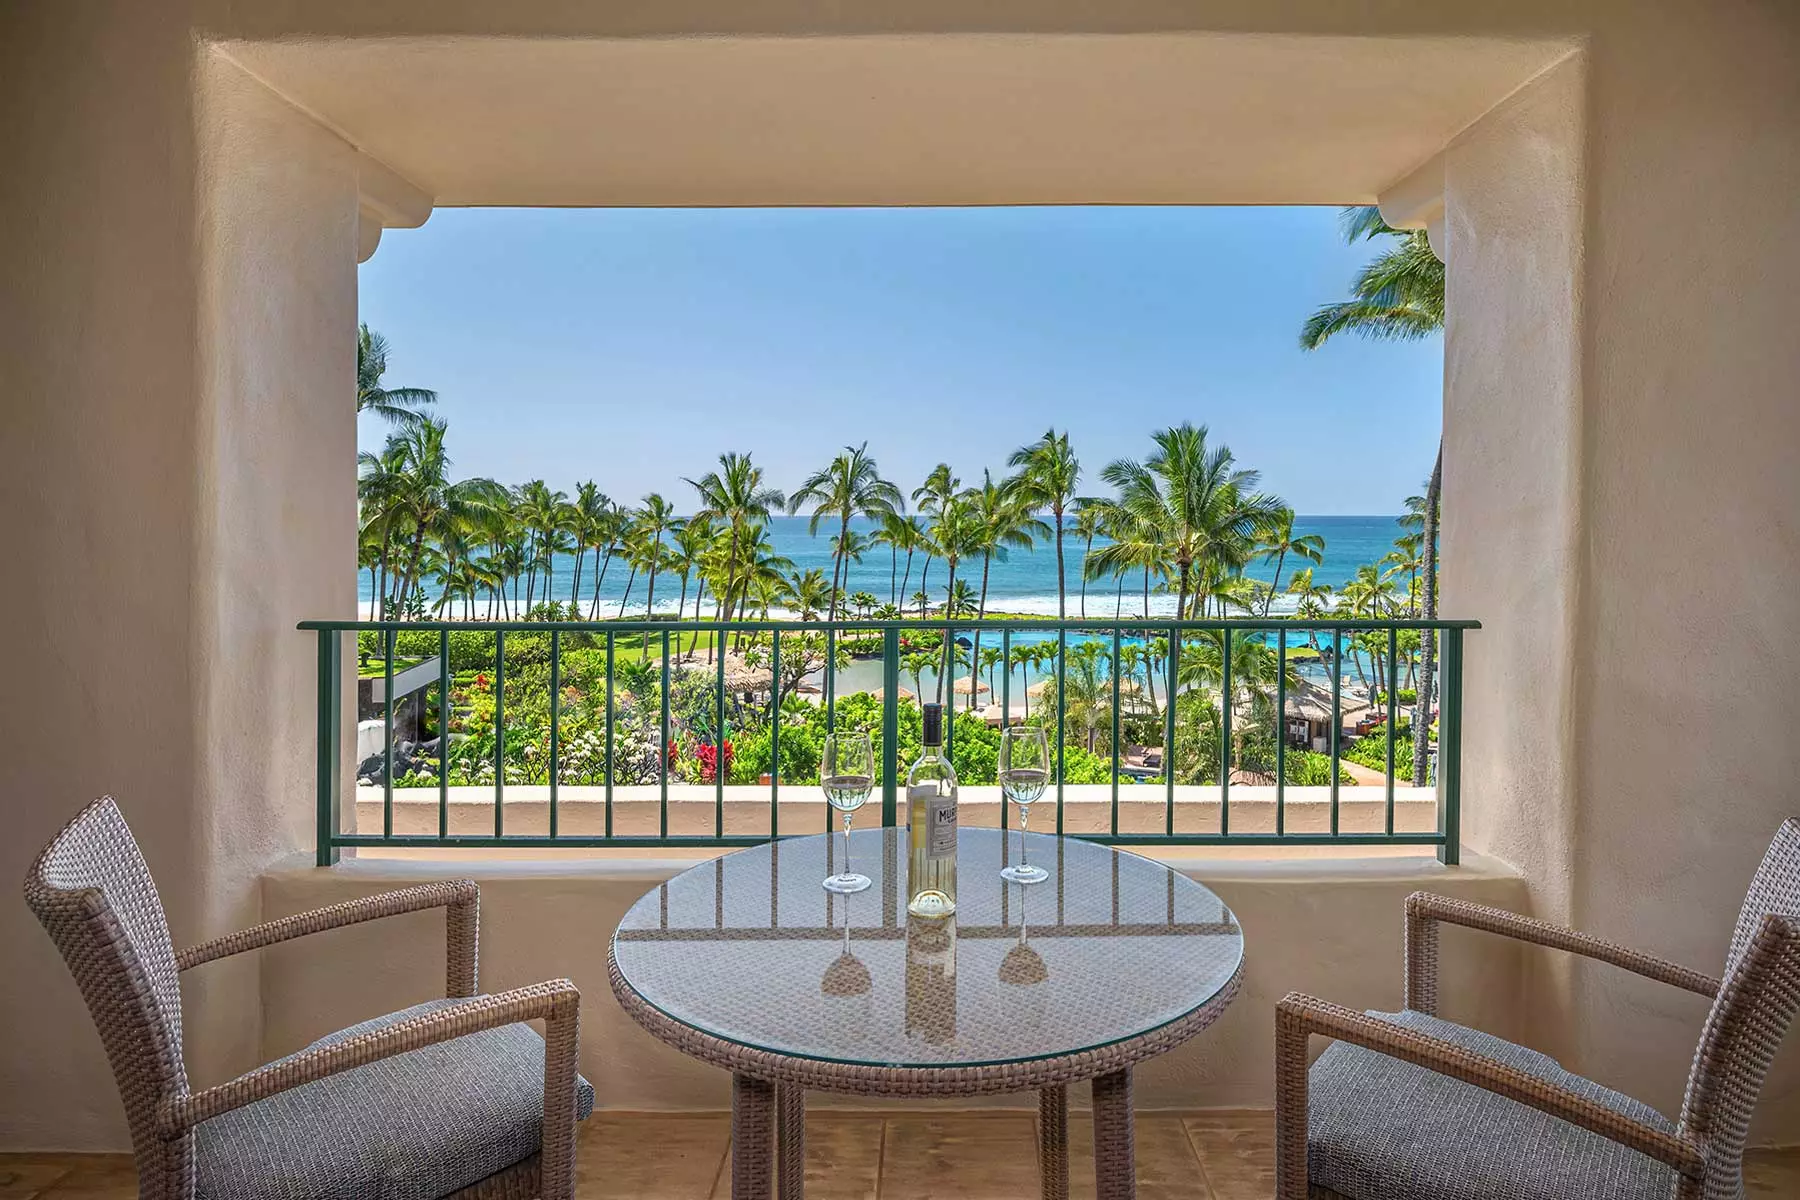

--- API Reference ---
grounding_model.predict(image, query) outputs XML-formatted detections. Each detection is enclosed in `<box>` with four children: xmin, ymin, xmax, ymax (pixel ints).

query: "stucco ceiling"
<box><xmin>225</xmin><ymin>34</ymin><xmax>1572</xmax><ymax>207</ymax></box>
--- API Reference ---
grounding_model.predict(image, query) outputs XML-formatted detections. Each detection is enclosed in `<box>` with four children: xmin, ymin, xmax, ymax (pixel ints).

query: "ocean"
<box><xmin>362</xmin><ymin>514</ymin><xmax>1409</xmax><ymax>620</ymax></box>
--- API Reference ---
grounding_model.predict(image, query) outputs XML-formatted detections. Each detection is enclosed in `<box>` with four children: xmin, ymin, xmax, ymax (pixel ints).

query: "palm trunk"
<box><xmin>900</xmin><ymin>548</ymin><xmax>916</xmax><ymax>611</ymax></box>
<box><xmin>1079</xmin><ymin>535</ymin><xmax>1093</xmax><ymax>619</ymax></box>
<box><xmin>592</xmin><ymin>547</ymin><xmax>614</xmax><ymax>620</ymax></box>
<box><xmin>690</xmin><ymin>579</ymin><xmax>707</xmax><ymax>656</ymax></box>
<box><xmin>938</xmin><ymin>561</ymin><xmax>957</xmax><ymax>705</ymax></box>
<box><xmin>1412</xmin><ymin>442</ymin><xmax>1442</xmax><ymax>787</ymax></box>
<box><xmin>918</xmin><ymin>558</ymin><xmax>933</xmax><ymax>618</ymax></box>
<box><xmin>972</xmin><ymin>553</ymin><xmax>993</xmax><ymax>711</ymax></box>
<box><xmin>571</xmin><ymin>547</ymin><xmax>585</xmax><ymax>612</ymax></box>
<box><xmin>617</xmin><ymin>567</ymin><xmax>637</xmax><ymax>619</ymax></box>
<box><xmin>1053</xmin><ymin>508</ymin><xmax>1067</xmax><ymax>620</ymax></box>
<box><xmin>829</xmin><ymin>516</ymin><xmax>850</xmax><ymax>622</ymax></box>
<box><xmin>1263</xmin><ymin>548</ymin><xmax>1289</xmax><ymax>617</ymax></box>
<box><xmin>890</xmin><ymin>546</ymin><xmax>899</xmax><ymax>606</ymax></box>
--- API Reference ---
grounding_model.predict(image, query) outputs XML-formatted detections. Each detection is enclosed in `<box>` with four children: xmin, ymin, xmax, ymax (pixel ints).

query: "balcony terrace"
<box><xmin>5</xmin><ymin>1</ymin><xmax>1799</xmax><ymax>1197</ymax></box>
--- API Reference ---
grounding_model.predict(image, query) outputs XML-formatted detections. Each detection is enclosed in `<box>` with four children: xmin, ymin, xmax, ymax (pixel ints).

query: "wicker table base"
<box><xmin>728</xmin><ymin>1073</ymin><xmax>1136</xmax><ymax>1200</ymax></box>
<box><xmin>723</xmin><ymin>1072</ymin><xmax>1130</xmax><ymax>1200</ymax></box>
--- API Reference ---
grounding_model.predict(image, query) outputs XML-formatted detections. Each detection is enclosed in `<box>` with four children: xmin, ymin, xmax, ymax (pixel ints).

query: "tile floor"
<box><xmin>3</xmin><ymin>1110</ymin><xmax>1796</xmax><ymax>1198</ymax></box>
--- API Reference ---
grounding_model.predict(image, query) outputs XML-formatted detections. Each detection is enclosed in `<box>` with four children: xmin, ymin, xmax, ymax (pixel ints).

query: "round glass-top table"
<box><xmin>609</xmin><ymin>827</ymin><xmax>1244</xmax><ymax>1200</ymax></box>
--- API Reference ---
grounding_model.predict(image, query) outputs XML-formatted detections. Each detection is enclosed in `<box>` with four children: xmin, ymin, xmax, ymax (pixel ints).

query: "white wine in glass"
<box><xmin>821</xmin><ymin>732</ymin><xmax>874</xmax><ymax>894</ymax></box>
<box><xmin>999</xmin><ymin>726</ymin><xmax>1050</xmax><ymax>884</ymax></box>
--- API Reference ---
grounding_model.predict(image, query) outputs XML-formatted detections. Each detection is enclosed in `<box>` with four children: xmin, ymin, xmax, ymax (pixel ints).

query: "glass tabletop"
<box><xmin>611</xmin><ymin>827</ymin><xmax>1243</xmax><ymax>1069</ymax></box>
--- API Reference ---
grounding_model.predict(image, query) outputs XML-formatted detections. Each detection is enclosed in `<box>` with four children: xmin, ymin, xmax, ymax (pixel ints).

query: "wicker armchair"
<box><xmin>24</xmin><ymin>796</ymin><xmax>592</xmax><ymax>1200</ymax></box>
<box><xmin>1275</xmin><ymin>818</ymin><xmax>1800</xmax><ymax>1200</ymax></box>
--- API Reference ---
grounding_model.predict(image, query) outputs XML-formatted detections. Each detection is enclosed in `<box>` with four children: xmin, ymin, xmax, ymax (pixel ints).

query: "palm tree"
<box><xmin>633</xmin><ymin>495</ymin><xmax>679</xmax><ymax>655</ymax></box>
<box><xmin>356</xmin><ymin>325</ymin><xmax>438</xmax><ymax>427</ymax></box>
<box><xmin>514</xmin><ymin>480</ymin><xmax>570</xmax><ymax>610</ymax></box>
<box><xmin>614</xmin><ymin>512</ymin><xmax>647</xmax><ymax>619</ymax></box>
<box><xmin>1301</xmin><ymin>205</ymin><xmax>1444</xmax><ymax>787</ymax></box>
<box><xmin>911</xmin><ymin>464</ymin><xmax>960</xmax><ymax>620</ymax></box>
<box><xmin>926</xmin><ymin>494</ymin><xmax>982</xmax><ymax>703</ymax></box>
<box><xmin>944</xmin><ymin>578</ymin><xmax>978</xmax><ymax>619</ymax></box>
<box><xmin>669</xmin><ymin>516</ymin><xmax>714</xmax><ymax>654</ymax></box>
<box><xmin>1069</xmin><ymin>500</ymin><xmax>1105</xmax><ymax>619</ymax></box>
<box><xmin>1257</xmin><ymin>508</ymin><xmax>1326</xmax><ymax>616</ymax></box>
<box><xmin>1009</xmin><ymin>642</ymin><xmax>1038</xmax><ymax>719</ymax></box>
<box><xmin>687</xmin><ymin>452</ymin><xmax>786</xmax><ymax>630</ymax></box>
<box><xmin>966</xmin><ymin>469</ymin><xmax>1047</xmax><ymax>698</ymax></box>
<box><xmin>1084</xmin><ymin>503</ymin><xmax>1164</xmax><ymax>621</ymax></box>
<box><xmin>849</xmin><ymin>591</ymin><xmax>878</xmax><ymax>619</ymax></box>
<box><xmin>568</xmin><ymin>482</ymin><xmax>611</xmax><ymax>613</ymax></box>
<box><xmin>787</xmin><ymin>442</ymin><xmax>903</xmax><ymax>622</ymax></box>
<box><xmin>830</xmin><ymin>529</ymin><xmax>870</xmax><ymax>610</ymax></box>
<box><xmin>1286</xmin><ymin>567</ymin><xmax>1333</xmax><ymax>650</ymax></box>
<box><xmin>370</xmin><ymin>419</ymin><xmax>500</xmax><ymax>613</ymax></box>
<box><xmin>589</xmin><ymin>504</ymin><xmax>626</xmax><ymax>620</ymax></box>
<box><xmin>1006</xmin><ymin>429</ymin><xmax>1081</xmax><ymax>619</ymax></box>
<box><xmin>1093</xmin><ymin>424</ymin><xmax>1286</xmax><ymax>623</ymax></box>
<box><xmin>786</xmin><ymin>568</ymin><xmax>832</xmax><ymax>621</ymax></box>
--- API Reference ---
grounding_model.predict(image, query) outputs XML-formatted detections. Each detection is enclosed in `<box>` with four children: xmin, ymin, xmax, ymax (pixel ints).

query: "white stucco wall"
<box><xmin>0</xmin><ymin>14</ymin><xmax>359</xmax><ymax>1147</ymax></box>
<box><xmin>4</xmin><ymin>0</ymin><xmax>1798</xmax><ymax>1152</ymax></box>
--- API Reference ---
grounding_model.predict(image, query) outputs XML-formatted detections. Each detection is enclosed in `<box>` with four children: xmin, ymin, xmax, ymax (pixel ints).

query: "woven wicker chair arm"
<box><xmin>1404</xmin><ymin>892</ymin><xmax>1718</xmax><ymax>1010</ymax></box>
<box><xmin>176</xmin><ymin>881</ymin><xmax>480</xmax><ymax>995</ymax></box>
<box><xmin>157</xmin><ymin>979</ymin><xmax>579</xmax><ymax>1137</ymax></box>
<box><xmin>1275</xmin><ymin>992</ymin><xmax>1704</xmax><ymax>1178</ymax></box>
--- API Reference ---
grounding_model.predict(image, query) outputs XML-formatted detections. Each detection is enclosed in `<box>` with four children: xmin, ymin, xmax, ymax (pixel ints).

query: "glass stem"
<box><xmin>1019</xmin><ymin>805</ymin><xmax>1029</xmax><ymax>869</ymax></box>
<box><xmin>842</xmin><ymin>812</ymin><xmax>853</xmax><ymax>879</ymax></box>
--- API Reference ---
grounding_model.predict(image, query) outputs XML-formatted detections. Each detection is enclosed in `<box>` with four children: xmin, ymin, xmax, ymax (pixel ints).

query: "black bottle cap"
<box><xmin>922</xmin><ymin>703</ymin><xmax>943</xmax><ymax>746</ymax></box>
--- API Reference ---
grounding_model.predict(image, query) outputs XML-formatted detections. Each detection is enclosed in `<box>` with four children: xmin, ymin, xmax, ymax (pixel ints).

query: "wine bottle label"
<box><xmin>908</xmin><ymin>788</ymin><xmax>958</xmax><ymax>859</ymax></box>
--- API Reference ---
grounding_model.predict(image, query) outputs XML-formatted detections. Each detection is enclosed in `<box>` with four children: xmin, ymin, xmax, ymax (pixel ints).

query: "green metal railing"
<box><xmin>305</xmin><ymin>616</ymin><xmax>1477</xmax><ymax>866</ymax></box>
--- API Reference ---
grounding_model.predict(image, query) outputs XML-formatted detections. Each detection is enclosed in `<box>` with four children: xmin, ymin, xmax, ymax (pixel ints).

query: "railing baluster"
<box><xmin>880</xmin><ymin>627</ymin><xmax>899</xmax><ymax>828</ymax></box>
<box><xmin>383</xmin><ymin>629</ymin><xmax>395</xmax><ymax>840</ymax></box>
<box><xmin>438</xmin><ymin>629</ymin><xmax>449</xmax><ymax>841</ymax></box>
<box><xmin>1220</xmin><ymin>627</ymin><xmax>1232</xmax><ymax>838</ymax></box>
<box><xmin>1386</xmin><ymin>626</ymin><xmax>1398</xmax><ymax>837</ymax></box>
<box><xmin>1438</xmin><ymin>627</ymin><xmax>1463</xmax><ymax>866</ymax></box>
<box><xmin>316</xmin><ymin>630</ymin><xmax>342</xmax><ymax>866</ymax></box>
<box><xmin>550</xmin><ymin>630</ymin><xmax>560</xmax><ymax>840</ymax></box>
<box><xmin>716</xmin><ymin>631</ymin><xmax>726</xmax><ymax>839</ymax></box>
<box><xmin>1110</xmin><ymin>627</ymin><xmax>1121</xmax><ymax>836</ymax></box>
<box><xmin>1055</xmin><ymin>627</ymin><xmax>1067</xmax><ymax>835</ymax></box>
<box><xmin>660</xmin><ymin>629</ymin><xmax>670</xmax><ymax>840</ymax></box>
<box><xmin>494</xmin><ymin>630</ymin><xmax>505</xmax><ymax>838</ymax></box>
<box><xmin>771</xmin><ymin>630</ymin><xmax>781</xmax><ymax>837</ymax></box>
<box><xmin>1000</xmin><ymin>628</ymin><xmax>1011</xmax><ymax>832</ymax></box>
<box><xmin>1329</xmin><ymin>628</ymin><xmax>1341</xmax><ymax>838</ymax></box>
<box><xmin>943</xmin><ymin>621</ymin><xmax>954</xmax><ymax>764</ymax></box>
<box><xmin>825</xmin><ymin>626</ymin><xmax>837</xmax><ymax>739</ymax></box>
<box><xmin>1164</xmin><ymin>625</ymin><xmax>1177</xmax><ymax>836</ymax></box>
<box><xmin>604</xmin><ymin>631</ymin><xmax>615</xmax><ymax>840</ymax></box>
<box><xmin>1275</xmin><ymin>628</ymin><xmax>1286</xmax><ymax>838</ymax></box>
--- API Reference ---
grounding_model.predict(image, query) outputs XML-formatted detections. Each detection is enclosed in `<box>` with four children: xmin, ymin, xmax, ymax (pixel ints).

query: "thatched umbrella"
<box><xmin>719</xmin><ymin>654</ymin><xmax>773</xmax><ymax>693</ymax></box>
<box><xmin>950</xmin><ymin>676</ymin><xmax>991</xmax><ymax>697</ymax></box>
<box><xmin>868</xmin><ymin>685</ymin><xmax>917</xmax><ymax>703</ymax></box>
<box><xmin>1027</xmin><ymin>678</ymin><xmax>1055</xmax><ymax>699</ymax></box>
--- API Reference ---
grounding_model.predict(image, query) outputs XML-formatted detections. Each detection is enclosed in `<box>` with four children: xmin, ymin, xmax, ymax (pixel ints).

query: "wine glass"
<box><xmin>999</xmin><ymin>726</ymin><xmax>1050</xmax><ymax>884</ymax></box>
<box><xmin>821</xmin><ymin>732</ymin><xmax>874</xmax><ymax>894</ymax></box>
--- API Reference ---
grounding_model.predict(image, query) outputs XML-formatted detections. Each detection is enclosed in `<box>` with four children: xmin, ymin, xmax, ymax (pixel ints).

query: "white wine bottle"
<box><xmin>906</xmin><ymin>703</ymin><xmax>959</xmax><ymax>918</ymax></box>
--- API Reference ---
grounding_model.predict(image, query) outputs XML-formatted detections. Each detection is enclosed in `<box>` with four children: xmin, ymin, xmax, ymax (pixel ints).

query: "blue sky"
<box><xmin>357</xmin><ymin>206</ymin><xmax>1441</xmax><ymax>515</ymax></box>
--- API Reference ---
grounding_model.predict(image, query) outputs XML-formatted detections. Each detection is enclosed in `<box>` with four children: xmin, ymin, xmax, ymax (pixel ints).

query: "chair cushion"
<box><xmin>1307</xmin><ymin>1008</ymin><xmax>1679</xmax><ymax>1200</ymax></box>
<box><xmin>195</xmin><ymin>998</ymin><xmax>594</xmax><ymax>1200</ymax></box>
